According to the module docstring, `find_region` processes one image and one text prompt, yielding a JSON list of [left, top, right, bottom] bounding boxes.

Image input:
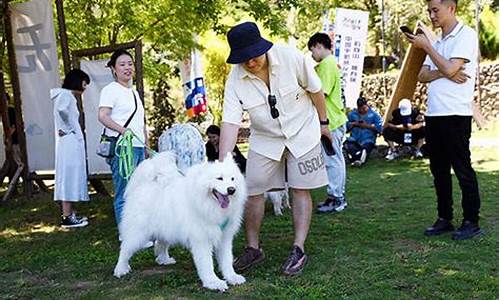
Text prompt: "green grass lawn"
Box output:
[[0, 141, 498, 299]]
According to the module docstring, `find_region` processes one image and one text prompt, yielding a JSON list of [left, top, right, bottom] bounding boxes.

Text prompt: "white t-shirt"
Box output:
[[99, 81, 145, 147], [423, 22, 478, 116]]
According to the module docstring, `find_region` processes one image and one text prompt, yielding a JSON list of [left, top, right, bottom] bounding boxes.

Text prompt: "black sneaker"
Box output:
[[317, 197, 347, 213], [316, 197, 335, 209], [317, 198, 338, 213], [282, 245, 308, 276], [424, 218, 454, 236], [61, 214, 89, 228], [452, 220, 482, 240], [233, 246, 265, 273]]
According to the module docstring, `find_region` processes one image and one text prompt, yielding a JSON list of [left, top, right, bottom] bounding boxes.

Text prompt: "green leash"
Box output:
[[116, 130, 157, 180]]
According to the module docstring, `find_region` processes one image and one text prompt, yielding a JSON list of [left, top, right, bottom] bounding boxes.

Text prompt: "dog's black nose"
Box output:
[[227, 187, 236, 195]]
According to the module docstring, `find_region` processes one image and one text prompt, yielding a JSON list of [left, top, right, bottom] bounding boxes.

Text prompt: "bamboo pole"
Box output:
[[134, 40, 144, 103], [0, 36, 18, 192], [55, 0, 71, 74]]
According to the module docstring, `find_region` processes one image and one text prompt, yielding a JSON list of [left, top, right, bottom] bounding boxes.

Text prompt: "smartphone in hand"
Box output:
[[321, 135, 335, 156], [400, 25, 413, 34], [400, 25, 424, 35]]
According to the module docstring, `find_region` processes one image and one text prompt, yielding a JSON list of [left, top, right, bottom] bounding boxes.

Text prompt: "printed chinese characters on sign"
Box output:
[[14, 24, 52, 73], [333, 8, 369, 108]]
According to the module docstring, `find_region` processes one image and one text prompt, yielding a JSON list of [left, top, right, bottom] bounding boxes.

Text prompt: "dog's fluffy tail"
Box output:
[[124, 151, 181, 198]]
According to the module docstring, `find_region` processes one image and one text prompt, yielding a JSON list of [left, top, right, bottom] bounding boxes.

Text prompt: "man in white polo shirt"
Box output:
[[405, 0, 481, 240], [218, 22, 330, 276]]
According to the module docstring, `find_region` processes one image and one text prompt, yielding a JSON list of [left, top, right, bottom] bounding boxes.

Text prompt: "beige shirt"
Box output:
[[222, 44, 322, 161]]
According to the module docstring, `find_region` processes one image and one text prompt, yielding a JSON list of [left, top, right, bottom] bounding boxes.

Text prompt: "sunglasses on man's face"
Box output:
[[268, 95, 279, 119]]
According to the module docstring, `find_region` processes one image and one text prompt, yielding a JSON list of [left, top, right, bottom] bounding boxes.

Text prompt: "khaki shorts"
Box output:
[[246, 143, 328, 196]]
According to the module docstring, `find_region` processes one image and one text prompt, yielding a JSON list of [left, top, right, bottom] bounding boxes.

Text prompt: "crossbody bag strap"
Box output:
[[123, 91, 138, 128]]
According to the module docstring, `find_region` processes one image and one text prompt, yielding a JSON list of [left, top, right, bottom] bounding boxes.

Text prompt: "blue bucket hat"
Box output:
[[226, 22, 273, 64]]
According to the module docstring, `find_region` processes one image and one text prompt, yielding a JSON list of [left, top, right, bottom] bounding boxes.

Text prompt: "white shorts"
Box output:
[[245, 143, 328, 196]]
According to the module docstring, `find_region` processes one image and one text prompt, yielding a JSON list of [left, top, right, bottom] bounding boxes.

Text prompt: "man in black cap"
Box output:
[[218, 21, 331, 276]]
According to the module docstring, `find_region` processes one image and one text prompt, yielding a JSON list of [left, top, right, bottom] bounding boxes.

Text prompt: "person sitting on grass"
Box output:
[[383, 98, 425, 160], [344, 97, 382, 166]]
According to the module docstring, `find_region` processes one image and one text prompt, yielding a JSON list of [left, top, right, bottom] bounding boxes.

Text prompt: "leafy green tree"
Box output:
[[149, 78, 177, 149], [2, 0, 497, 141], [478, 6, 499, 59], [200, 31, 230, 126]]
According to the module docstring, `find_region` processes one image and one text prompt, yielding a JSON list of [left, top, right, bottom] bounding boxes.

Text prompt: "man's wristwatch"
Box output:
[[320, 119, 329, 126]]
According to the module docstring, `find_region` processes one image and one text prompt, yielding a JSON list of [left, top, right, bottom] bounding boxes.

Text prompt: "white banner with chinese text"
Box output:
[[80, 59, 114, 175], [9, 0, 60, 171], [334, 8, 369, 108]]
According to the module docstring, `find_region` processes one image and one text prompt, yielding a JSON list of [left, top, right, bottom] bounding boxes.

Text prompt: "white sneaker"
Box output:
[[359, 149, 367, 164], [414, 149, 424, 159], [351, 160, 363, 167], [385, 150, 399, 161], [334, 199, 347, 212]]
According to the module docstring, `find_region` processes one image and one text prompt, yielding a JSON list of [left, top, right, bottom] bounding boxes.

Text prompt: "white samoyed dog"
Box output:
[[113, 152, 247, 292]]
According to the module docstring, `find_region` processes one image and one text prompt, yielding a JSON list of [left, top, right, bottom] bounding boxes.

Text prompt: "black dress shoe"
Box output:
[[452, 220, 482, 240], [424, 218, 455, 236]]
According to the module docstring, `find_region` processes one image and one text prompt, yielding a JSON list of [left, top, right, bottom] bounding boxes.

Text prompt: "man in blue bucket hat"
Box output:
[[218, 21, 331, 276]]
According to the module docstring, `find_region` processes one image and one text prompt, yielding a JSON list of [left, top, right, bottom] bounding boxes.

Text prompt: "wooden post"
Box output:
[[134, 40, 144, 102], [0, 34, 14, 168], [0, 1, 24, 201], [0, 38, 17, 189], [3, 2, 32, 197], [382, 22, 428, 125], [55, 0, 71, 75]]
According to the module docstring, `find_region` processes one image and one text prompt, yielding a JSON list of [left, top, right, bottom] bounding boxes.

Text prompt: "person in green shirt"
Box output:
[[308, 32, 348, 213]]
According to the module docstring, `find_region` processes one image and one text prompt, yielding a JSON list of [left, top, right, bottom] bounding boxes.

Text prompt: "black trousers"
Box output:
[[382, 126, 425, 145], [426, 116, 481, 223], [344, 140, 375, 162]]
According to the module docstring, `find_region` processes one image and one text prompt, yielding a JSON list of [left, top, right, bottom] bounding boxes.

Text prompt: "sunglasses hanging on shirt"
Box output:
[[268, 95, 279, 119]]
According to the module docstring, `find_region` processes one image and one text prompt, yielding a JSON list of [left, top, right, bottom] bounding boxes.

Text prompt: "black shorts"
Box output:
[[382, 126, 425, 145]]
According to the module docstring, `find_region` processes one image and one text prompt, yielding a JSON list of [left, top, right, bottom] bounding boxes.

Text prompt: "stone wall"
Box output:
[[361, 63, 499, 120]]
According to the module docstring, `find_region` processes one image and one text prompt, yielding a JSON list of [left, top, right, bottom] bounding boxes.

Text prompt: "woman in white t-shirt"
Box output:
[[98, 49, 148, 229]]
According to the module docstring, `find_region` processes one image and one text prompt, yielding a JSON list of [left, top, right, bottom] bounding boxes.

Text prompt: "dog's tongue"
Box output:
[[215, 192, 229, 209]]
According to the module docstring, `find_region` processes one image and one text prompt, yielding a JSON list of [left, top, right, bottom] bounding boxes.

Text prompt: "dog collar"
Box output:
[[219, 218, 229, 231]]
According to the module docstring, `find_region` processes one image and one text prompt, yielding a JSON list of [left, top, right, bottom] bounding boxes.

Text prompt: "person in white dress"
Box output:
[[51, 69, 90, 228]]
